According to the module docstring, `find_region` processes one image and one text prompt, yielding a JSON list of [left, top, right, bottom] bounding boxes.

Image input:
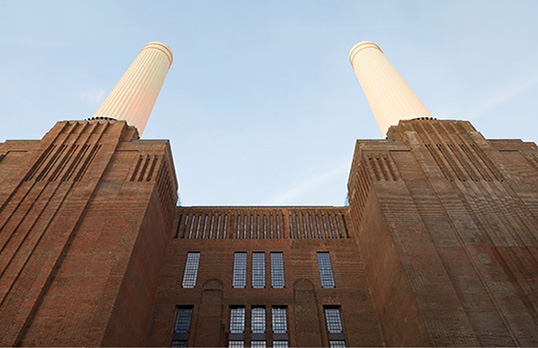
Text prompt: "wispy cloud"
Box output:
[[78, 88, 105, 105], [261, 162, 349, 205], [461, 72, 538, 120]]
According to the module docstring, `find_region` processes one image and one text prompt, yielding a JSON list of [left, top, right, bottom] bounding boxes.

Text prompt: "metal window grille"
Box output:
[[335, 214, 342, 238], [216, 215, 221, 239], [263, 215, 267, 239], [252, 252, 265, 288], [272, 341, 289, 348], [251, 341, 266, 348], [224, 215, 228, 238], [324, 307, 343, 333], [276, 215, 281, 239], [270, 215, 274, 239], [302, 214, 308, 238], [308, 214, 315, 239], [209, 215, 215, 239], [316, 215, 322, 238], [322, 215, 329, 238], [341, 214, 349, 238], [188, 214, 195, 238], [257, 215, 261, 239], [232, 252, 247, 288], [244, 215, 248, 239], [270, 252, 285, 288], [182, 252, 200, 288], [271, 307, 288, 334], [230, 307, 245, 333], [289, 215, 294, 238], [329, 341, 346, 348], [317, 252, 336, 288], [228, 341, 244, 348], [236, 215, 241, 238], [202, 214, 208, 238], [329, 215, 336, 238], [295, 215, 302, 239], [174, 308, 193, 333], [250, 215, 254, 239], [251, 307, 266, 334], [171, 307, 193, 347], [182, 215, 189, 238]]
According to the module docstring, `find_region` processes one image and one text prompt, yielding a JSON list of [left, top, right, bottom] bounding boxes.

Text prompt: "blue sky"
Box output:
[[1, 0, 537, 206]]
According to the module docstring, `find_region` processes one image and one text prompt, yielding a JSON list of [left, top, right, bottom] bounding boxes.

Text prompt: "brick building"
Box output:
[[1, 42, 537, 347]]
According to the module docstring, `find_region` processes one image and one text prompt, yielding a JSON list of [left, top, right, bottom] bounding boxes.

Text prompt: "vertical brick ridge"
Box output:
[[0, 182, 56, 279], [0, 122, 108, 299], [347, 150, 374, 230], [0, 121, 126, 346], [374, 171, 479, 345], [395, 150, 511, 345], [0, 122, 68, 220], [391, 119, 538, 345], [13, 122, 125, 345]]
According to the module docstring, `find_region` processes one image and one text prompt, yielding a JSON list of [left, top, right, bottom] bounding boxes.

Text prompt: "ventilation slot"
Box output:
[[24, 143, 101, 182], [366, 154, 399, 181], [155, 160, 176, 231], [178, 210, 349, 239], [73, 144, 101, 182], [425, 142, 504, 182]]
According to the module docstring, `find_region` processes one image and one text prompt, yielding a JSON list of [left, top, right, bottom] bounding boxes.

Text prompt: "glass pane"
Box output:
[[174, 308, 193, 333], [171, 340, 187, 347], [252, 252, 265, 288], [270, 252, 285, 288], [251, 307, 266, 334], [324, 308, 343, 333], [271, 307, 287, 334], [228, 341, 244, 348], [230, 307, 245, 333], [182, 252, 200, 288], [317, 252, 336, 288], [272, 341, 289, 348], [233, 252, 247, 288], [329, 340, 346, 348]]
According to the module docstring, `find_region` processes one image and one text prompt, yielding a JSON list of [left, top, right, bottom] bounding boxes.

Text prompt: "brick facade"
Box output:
[[1, 118, 537, 346]]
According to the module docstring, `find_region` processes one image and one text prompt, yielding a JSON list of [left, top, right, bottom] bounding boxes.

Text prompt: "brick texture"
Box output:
[[1, 118, 537, 346]]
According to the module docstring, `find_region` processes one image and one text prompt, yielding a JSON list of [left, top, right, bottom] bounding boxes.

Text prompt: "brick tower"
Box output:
[[1, 40, 537, 347], [0, 42, 177, 346]]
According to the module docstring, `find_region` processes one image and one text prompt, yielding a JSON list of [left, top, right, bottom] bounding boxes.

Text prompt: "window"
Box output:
[[271, 307, 287, 334], [230, 307, 246, 333], [229, 306, 246, 347], [271, 306, 288, 347], [251, 307, 266, 334], [171, 307, 193, 347], [252, 252, 265, 288], [317, 252, 336, 288], [324, 307, 346, 348], [329, 341, 346, 348], [251, 306, 266, 347], [270, 252, 285, 288], [182, 252, 200, 288], [233, 252, 247, 288]]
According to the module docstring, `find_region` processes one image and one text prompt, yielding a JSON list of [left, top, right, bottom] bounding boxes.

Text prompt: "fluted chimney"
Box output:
[[92, 42, 173, 135], [349, 41, 431, 135]]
